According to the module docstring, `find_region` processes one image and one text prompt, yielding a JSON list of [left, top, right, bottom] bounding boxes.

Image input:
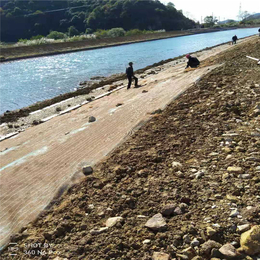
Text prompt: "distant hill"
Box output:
[[218, 19, 237, 25], [245, 13, 260, 20], [0, 0, 196, 42]]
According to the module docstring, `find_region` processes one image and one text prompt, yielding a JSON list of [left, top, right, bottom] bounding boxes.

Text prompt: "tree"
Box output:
[[12, 7, 23, 16], [204, 16, 218, 27], [238, 11, 251, 21], [68, 26, 79, 37]]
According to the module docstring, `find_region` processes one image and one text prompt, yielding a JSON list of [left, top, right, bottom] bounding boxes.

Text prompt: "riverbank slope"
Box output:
[[1, 36, 259, 259]]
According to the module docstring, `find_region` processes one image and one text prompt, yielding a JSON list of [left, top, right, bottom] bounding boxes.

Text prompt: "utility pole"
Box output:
[[238, 2, 242, 20]]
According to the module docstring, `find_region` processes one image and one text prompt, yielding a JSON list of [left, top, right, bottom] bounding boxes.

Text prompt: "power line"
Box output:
[[28, 4, 90, 15]]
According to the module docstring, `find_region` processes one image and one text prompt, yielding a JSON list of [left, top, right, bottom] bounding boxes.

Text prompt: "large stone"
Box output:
[[238, 225, 260, 255], [152, 252, 170, 260], [145, 213, 167, 231], [200, 240, 222, 257], [89, 116, 96, 122], [230, 209, 239, 217], [206, 226, 217, 236], [171, 161, 183, 170], [226, 194, 238, 202], [90, 227, 108, 235], [219, 243, 239, 258], [181, 247, 196, 259], [161, 204, 176, 216], [82, 165, 93, 175], [105, 217, 123, 228], [191, 238, 200, 247], [227, 166, 243, 174], [237, 224, 250, 233], [174, 206, 183, 215]]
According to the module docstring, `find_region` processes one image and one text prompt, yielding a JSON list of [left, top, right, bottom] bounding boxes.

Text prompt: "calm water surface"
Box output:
[[0, 28, 258, 114]]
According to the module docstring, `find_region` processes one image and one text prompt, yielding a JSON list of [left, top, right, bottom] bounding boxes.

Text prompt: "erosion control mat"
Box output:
[[1, 38, 260, 259]]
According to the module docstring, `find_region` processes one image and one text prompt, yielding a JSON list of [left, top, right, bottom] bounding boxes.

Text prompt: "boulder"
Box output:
[[207, 226, 217, 236], [145, 213, 167, 231], [152, 252, 170, 260], [219, 243, 239, 258], [105, 217, 123, 228], [238, 225, 260, 255], [230, 209, 239, 217], [200, 240, 222, 257], [89, 116, 96, 122], [191, 238, 200, 247], [161, 204, 176, 216], [172, 161, 183, 170], [181, 246, 196, 259], [237, 224, 250, 233], [82, 165, 93, 175], [227, 166, 243, 174], [90, 227, 108, 235]]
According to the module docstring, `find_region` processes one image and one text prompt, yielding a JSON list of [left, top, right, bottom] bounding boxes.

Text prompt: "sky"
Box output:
[[161, 0, 260, 22]]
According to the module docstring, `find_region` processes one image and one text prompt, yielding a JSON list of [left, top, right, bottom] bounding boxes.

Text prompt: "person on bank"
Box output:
[[126, 62, 138, 89], [232, 35, 238, 44], [258, 28, 260, 36], [185, 54, 200, 69]]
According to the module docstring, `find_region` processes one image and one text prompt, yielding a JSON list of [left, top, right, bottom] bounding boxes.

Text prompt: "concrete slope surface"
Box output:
[[0, 36, 254, 249]]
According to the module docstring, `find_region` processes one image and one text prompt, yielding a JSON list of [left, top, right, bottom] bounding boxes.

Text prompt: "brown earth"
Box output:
[[1, 37, 260, 260]]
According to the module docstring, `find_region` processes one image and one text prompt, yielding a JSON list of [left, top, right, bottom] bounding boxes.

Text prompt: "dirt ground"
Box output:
[[0, 36, 260, 260]]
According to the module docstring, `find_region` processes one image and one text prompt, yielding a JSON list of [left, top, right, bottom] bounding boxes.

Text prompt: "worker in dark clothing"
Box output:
[[232, 35, 238, 44], [258, 28, 260, 36], [185, 54, 200, 69], [126, 62, 138, 89]]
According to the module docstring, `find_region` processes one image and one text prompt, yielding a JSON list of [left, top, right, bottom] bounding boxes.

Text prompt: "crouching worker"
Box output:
[[232, 35, 238, 44], [185, 54, 200, 69], [126, 62, 138, 89]]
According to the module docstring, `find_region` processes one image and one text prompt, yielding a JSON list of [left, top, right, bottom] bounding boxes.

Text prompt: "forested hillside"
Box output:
[[0, 0, 195, 42]]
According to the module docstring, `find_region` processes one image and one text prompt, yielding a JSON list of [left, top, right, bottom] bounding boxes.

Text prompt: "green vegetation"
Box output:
[[203, 16, 218, 28], [0, 0, 195, 42], [46, 31, 67, 40], [8, 27, 165, 47]]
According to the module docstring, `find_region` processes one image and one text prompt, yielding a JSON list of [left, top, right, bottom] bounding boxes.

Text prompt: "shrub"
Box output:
[[107, 27, 126, 38], [125, 29, 143, 36], [46, 31, 66, 40], [30, 35, 44, 40], [95, 29, 109, 39], [18, 38, 28, 43]]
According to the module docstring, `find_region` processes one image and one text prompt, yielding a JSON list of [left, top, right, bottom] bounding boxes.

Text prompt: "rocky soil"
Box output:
[[1, 38, 260, 260]]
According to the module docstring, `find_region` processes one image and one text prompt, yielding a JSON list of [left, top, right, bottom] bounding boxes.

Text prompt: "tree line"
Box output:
[[0, 0, 196, 42]]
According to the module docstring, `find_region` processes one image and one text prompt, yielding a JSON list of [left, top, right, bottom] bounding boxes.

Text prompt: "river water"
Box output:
[[0, 27, 258, 114]]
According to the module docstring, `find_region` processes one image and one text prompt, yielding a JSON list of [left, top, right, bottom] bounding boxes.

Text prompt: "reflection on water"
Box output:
[[0, 27, 258, 114]]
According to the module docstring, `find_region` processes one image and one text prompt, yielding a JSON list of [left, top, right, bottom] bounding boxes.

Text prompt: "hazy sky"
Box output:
[[161, 0, 259, 22]]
